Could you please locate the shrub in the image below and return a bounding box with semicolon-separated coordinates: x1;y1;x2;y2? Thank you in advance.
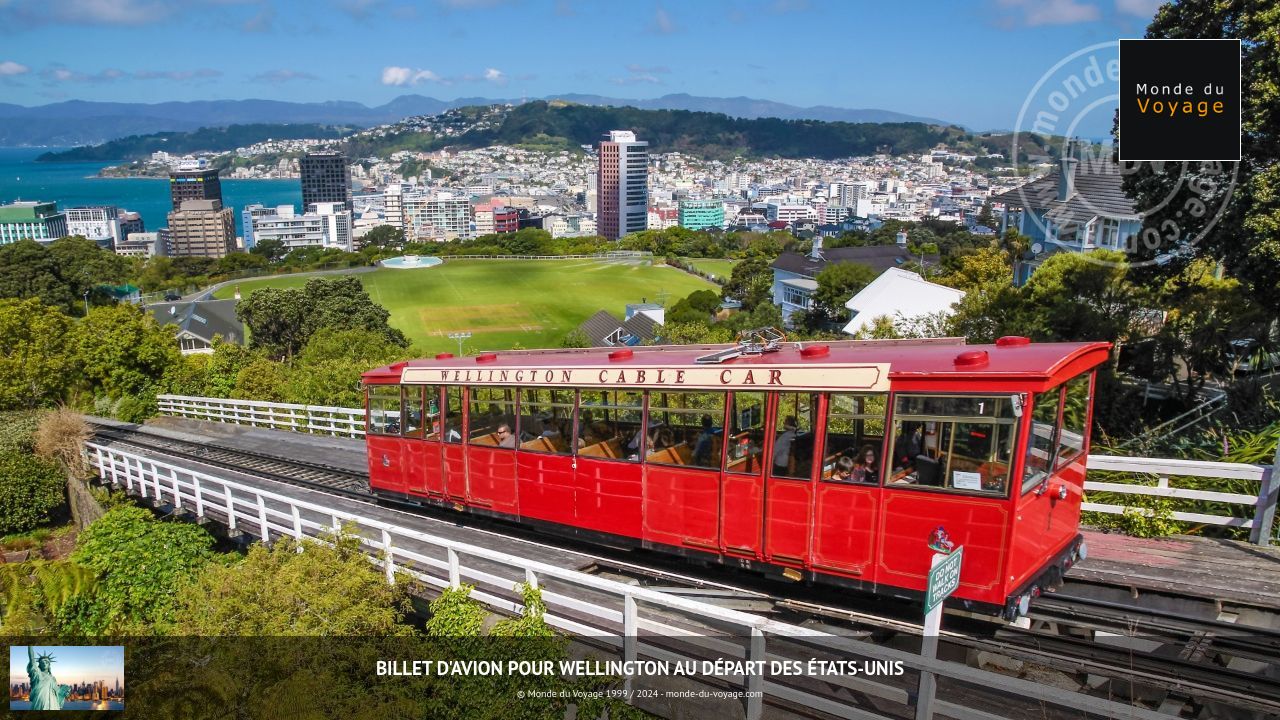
0;410;40;453
115;393;156;424
34;406;90;477
0;450;66;535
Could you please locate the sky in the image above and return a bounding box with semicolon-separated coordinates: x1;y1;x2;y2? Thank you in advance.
9;645;125;688
0;0;1163;133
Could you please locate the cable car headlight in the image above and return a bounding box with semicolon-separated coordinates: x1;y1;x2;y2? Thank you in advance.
1017;593;1031;617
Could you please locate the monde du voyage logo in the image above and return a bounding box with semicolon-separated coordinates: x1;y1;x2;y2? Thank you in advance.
1119;38;1241;162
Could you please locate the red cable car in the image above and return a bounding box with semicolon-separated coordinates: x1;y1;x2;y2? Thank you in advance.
362;336;1109;619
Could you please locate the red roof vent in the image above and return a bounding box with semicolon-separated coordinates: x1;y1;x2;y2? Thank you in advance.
608;349;634;361
996;336;1031;348
435;353;454;360
954;350;989;368
799;344;830;359
475;352;498;363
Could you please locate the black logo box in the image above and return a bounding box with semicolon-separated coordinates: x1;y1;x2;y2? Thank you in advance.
1119;38;1241;162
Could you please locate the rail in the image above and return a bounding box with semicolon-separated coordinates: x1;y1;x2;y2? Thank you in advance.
156;394;365;438
154;395;1279;545
85;441;1171;720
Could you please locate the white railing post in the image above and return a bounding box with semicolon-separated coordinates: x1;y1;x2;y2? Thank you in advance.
447;547;461;588
746;627;765;720
256;494;270;543
193;476;205;520
130;456;143;498
623;594;638;696
292;505;304;550
524;568;538;589
382;529;396;584
169;466;182;510
1251;448;1279;546
224;484;237;532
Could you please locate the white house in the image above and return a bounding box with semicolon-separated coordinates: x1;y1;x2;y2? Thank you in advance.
842;267;965;336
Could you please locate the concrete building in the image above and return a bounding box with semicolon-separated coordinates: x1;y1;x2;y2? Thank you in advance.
473;207;494;235
493;206;519;234
240;204;278;249
167;199;235;258
118;210;144;240
403;194;471;241
244;203;351;251
168;168;222;211
64;205;122;246
114;230;170;258
597;130;648;240
678;200;724;231
300;151;353;213
383;184;405;234
0;201;67;244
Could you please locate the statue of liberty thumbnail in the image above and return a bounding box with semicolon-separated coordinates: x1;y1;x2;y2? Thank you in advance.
26;646;72;710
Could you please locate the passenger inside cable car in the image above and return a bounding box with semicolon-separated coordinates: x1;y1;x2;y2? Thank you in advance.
889;395;1016;494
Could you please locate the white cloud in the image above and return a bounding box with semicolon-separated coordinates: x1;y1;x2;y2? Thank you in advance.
996;0;1099;26
381;66;445;86
483;67;506;84
0;0;181;26
612;74;661;85
0;61;30;76
650;3;676;33
252;68;317;84
1114;0;1161;17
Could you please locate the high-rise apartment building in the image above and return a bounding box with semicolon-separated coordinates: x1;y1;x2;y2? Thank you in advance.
597;130;648;240
169;168;222;211
168;199;235;258
0;201;67;244
244;203;352;251
678;200;725;231
117;210;144;240
65;205;122;246
402;194;471;241
301;151;352;213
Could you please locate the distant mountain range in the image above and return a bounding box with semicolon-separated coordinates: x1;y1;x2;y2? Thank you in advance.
0;94;954;147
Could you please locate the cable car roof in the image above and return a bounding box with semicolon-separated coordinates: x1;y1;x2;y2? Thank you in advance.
365;337;1111;391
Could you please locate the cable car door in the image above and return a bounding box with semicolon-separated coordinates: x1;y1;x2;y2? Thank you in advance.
810;393;886;582
440;386;468;502
763;392;820;568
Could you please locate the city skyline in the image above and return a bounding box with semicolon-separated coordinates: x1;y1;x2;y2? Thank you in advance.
0;0;1160;135
8;646;125;688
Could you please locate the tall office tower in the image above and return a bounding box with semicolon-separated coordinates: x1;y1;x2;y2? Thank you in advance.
301;151;353;213
168;168;222;211
597;130;648;240
167;199;236;258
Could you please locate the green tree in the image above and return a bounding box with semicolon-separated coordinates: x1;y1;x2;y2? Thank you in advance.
1122;0;1280;312
62;506;215;634
0;451;66;535
173;531;413;635
361;224;405;250
232;358;290;402
975;200;997;230
559;329;591;348
0;240;75;313
1021;250;1141;345
0;299;78;409
201;341;259;398
48;235;132;303
237;276;407;358
248;237;288;263
721;255;773;311
74;304;181;402
812;262;878;324
936;246;1014;293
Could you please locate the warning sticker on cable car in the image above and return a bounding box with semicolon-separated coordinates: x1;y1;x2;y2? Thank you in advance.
401;363;890;392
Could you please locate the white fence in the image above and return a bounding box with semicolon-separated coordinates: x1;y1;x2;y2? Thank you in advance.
154;395;1279;545
85;442;1170;720
1084;455;1277;544
157;395;365;438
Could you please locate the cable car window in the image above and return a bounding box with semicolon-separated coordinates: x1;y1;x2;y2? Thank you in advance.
647;390;726;469
469;387;518;449
422;387;441;441
1055;373;1091;470
367;385;401;436
577;389;643;462
890;394;1017;496
772;392;819;480
823;393;887;484
1022;389;1061;493
725;392;766;475
402;386;426;439
519;388;575;455
442;386;464;444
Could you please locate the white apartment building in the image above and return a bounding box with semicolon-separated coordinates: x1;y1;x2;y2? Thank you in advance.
244;204;353;251
473;207;495;235
766;202;817;224
402;194;471;242
65;206;122;245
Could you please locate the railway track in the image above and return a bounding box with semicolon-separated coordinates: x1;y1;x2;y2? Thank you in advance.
89;421;1280;717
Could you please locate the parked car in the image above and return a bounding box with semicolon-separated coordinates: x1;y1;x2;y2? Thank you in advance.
1223;339;1280;374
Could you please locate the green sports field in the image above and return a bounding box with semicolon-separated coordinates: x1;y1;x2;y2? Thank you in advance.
212;258;716;353
681;257;738;280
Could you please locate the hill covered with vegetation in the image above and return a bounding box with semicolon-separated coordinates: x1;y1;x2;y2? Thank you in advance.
36;123;356;163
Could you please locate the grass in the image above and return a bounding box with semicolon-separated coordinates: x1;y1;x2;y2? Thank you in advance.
680;257;738;280
213;258;716;353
